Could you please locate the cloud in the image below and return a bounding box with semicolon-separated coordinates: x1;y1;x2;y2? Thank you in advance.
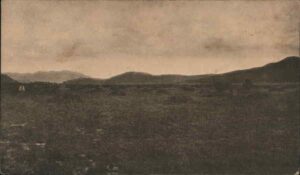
2;0;299;77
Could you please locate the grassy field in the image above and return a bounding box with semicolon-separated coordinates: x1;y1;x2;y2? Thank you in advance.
0;83;299;175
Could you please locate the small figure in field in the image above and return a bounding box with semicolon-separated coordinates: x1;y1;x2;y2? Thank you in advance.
294;168;299;175
18;85;26;92
106;164;119;175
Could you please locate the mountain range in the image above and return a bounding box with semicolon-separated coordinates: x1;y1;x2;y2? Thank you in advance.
5;70;89;83
64;56;300;85
2;56;300;85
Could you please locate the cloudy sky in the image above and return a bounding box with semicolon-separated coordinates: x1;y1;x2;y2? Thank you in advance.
2;0;300;78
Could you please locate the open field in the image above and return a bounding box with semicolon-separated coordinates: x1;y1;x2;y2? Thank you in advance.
0;83;299;175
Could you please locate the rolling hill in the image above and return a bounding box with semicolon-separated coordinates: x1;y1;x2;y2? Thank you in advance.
189;56;300;83
103;72;205;85
1;74;18;84
63;72;210;85
223;56;300;82
6;70;89;83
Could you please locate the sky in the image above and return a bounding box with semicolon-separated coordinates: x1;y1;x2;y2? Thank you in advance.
2;0;300;78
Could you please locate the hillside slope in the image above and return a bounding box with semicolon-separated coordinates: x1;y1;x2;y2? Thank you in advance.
1;74;18;84
191;56;300;83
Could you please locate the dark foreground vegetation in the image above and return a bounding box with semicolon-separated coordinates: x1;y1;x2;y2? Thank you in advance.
0;81;299;175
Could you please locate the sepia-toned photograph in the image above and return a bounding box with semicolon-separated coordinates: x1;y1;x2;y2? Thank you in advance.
1;0;299;174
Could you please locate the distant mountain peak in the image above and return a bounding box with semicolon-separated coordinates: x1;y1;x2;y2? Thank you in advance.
6;70;89;83
31;70;87;75
115;71;153;76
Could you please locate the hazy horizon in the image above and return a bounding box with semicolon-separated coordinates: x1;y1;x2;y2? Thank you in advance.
3;55;299;80
2;0;300;78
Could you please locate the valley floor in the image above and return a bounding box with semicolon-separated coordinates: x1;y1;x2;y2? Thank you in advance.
0;83;299;175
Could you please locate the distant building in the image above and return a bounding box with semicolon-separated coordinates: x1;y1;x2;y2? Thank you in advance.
18;85;26;92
